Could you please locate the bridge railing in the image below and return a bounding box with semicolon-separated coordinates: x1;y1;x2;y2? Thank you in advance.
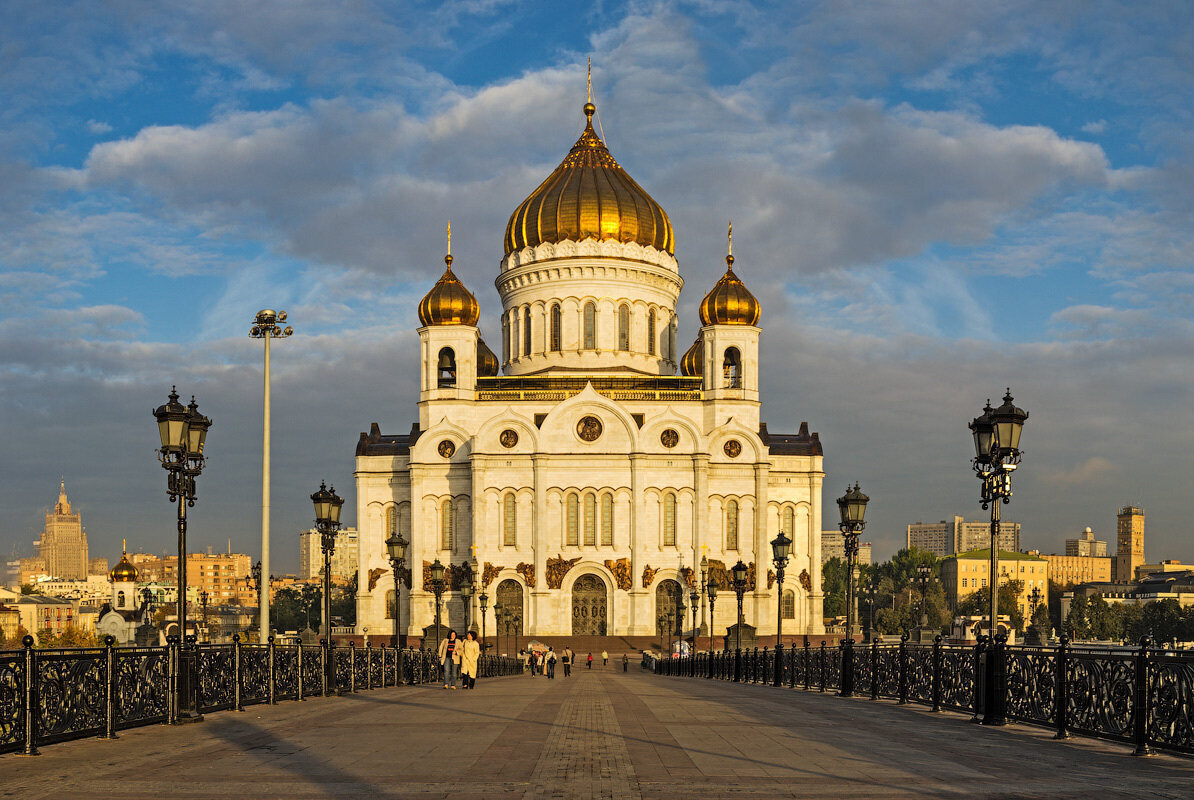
644;635;1194;758
0;634;523;756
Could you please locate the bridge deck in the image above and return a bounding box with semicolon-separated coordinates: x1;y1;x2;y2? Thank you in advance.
2;668;1191;799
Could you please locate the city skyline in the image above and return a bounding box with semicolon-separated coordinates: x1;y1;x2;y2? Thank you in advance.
3;3;1194;572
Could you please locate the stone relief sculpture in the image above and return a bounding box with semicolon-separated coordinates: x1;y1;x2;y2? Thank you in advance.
767;569;776;590
680;566;696;589
546;554;581;589
605;558;632;591
481;562;501;588
641;564;658;588
367;567;387;592
516;562;536;588
706;558;730;589
799;569;812;593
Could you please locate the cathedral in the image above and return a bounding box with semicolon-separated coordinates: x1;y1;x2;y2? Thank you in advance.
353;94;826;643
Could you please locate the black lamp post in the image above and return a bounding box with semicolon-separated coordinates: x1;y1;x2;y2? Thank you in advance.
916;564;934;627
1029;586;1043;616
861;584;876;643
731;559;748;681
689;589;699;648
199;590;210;643
311;480;343;699
771;530;792;686
706;579;718;653
494;603;504;655
459;561;475;633
836;483;868;697
153;387;211;723
430;558;446;654
385;531;407;647
479;588;489;653
699;554;709;637
970;389;1027;727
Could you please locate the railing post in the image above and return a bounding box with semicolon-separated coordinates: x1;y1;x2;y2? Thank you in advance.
970;636;986;723
734;647;742;683
365;642;372;691
870;638;879;701
297;641;305;701
22;635;39;756
982;633;1008;726
380;644;388;687
101;635;117;739
897;633;909;704
233;634;243;712
349;641;357;693
803;641;811;691
1053;634;1069;739
1132;636;1155;756
931;635;943;713
321;639;329;696
167;634;179;725
268;635;277;705
819;641;827;692
839;639;854;698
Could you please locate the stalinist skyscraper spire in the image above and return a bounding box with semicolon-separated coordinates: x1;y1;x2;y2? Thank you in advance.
40;481;89;579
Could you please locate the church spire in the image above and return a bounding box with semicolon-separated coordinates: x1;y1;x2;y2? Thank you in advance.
55;480;71;515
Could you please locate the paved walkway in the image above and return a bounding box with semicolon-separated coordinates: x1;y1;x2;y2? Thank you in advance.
2;668;1193;799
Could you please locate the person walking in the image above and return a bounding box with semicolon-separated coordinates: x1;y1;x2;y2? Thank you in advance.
622;653;629;672
546;646;557;679
438;630;461;689
586;652;593;670
602;649;609;667
460;630;481;689
527;649;536;678
562;648;572;678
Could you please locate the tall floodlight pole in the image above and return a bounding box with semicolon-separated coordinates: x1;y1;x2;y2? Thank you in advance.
249;309;293;643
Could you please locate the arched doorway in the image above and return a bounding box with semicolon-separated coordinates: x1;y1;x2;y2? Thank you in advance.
571;574;607;635
656;579;683;636
495;579;524;637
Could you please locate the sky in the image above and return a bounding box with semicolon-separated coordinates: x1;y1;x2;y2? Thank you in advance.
2;0;1193;573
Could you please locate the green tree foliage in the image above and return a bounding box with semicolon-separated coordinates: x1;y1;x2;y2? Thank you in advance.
273;584;321;632
330;575;357;627
824;547;950;635
821;557;846;616
956;579;1026;631
34;625;99;648
1029;602;1053;639
1064;594;1194;643
20;583;41;595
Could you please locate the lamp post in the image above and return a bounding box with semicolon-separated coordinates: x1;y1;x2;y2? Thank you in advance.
479;588;489;653
699;554;709;636
199;590;210;643
310;481;343;645
430;558;446;655
1029;586;1042;616
731;560;748;681
916;564;934;627
836;483;868;698
771;530;792;687
494;603;505;655
459;561;475;633
689;589;699;648
249;310;293;644
706;579;718;654
385;531;407;647
861;584;876;643
970;390;1028;727
153;387;211;722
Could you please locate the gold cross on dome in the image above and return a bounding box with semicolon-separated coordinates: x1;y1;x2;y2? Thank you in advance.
727;221;733;257
587;57;592;103
446;221;452;256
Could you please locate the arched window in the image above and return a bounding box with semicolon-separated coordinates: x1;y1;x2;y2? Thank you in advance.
566;493;579;546
503;494;517;547
782;590;795;619
511;313;519;360
437;347;456;388
782;507;795;538
523;306;532;356
663;493;677;547
723;347;741;388
385;589;396;619
647;309;657;355
726;499;739;550
617;305;630;351
583;493;596;546
117;590;126;608
601;494;614;546
386;506;397;536
441;498;454;551
550;304;562;352
583;302;596;350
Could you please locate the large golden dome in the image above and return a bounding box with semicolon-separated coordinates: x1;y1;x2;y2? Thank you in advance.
418;255;480;326
110;552;138;583
699;254;760;326
680;337;703;377
477;338;499;377
504;102;674;256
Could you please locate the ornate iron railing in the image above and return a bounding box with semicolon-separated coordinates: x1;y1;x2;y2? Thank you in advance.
644;636;1194;758
0;635;522;756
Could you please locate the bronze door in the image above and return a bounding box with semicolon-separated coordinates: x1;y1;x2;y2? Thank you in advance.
495;579;524;636
656;579;683;635
571;574;607;635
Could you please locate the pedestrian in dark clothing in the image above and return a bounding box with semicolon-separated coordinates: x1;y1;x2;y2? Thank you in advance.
587;652;593;669
622;654;629;672
562;648;573;677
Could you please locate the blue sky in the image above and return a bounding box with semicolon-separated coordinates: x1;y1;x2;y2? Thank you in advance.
2;1;1193;571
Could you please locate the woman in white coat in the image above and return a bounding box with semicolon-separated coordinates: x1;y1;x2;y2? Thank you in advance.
460;630;481;689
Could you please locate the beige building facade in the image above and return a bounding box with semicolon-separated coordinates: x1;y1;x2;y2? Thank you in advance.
299;527;359;582
1065;526;1107;557
821;531;871;565
1114;505;1145;583
38;482;89;580
1044;553;1111;586
941;549;1049;621
354;97;826;641
907;515;1020;558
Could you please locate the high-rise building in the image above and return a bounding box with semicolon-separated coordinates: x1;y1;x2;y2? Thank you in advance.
1065;527;1107;557
906;516;1020;558
300;527;359;582
1043;553;1111;586
160;552;252;605
1114;505;1145;583
820;531;871;565
39;482;89;580
88;557;110;575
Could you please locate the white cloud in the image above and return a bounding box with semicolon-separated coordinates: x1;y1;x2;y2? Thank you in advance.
86;119;113;135
1082;119;1107;135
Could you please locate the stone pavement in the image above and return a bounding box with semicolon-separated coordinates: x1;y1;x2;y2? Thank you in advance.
2;667;1193;799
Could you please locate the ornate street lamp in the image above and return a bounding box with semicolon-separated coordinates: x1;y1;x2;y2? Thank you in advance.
459;561;475;633
249;310;293;644
771;530;792;686
731;559;749;681
689;589;699;647
479;587;490;654
1029;586;1043;616
836;482;868;698
199;590;210;643
699;554;709;637
706;579;718;655
494;602;505;655
430;558;446;655
970;389;1027;726
916;564;935;628
310;480;343;693
153;387;211;722
385;531;407;647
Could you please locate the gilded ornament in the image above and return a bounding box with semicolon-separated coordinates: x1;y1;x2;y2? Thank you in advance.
660;429;679;448
418;253;480;327
438;440;456;458
641;564;658;588
577;415;603;442
680;338;703;377
698;225;760;326
724;439;742;458
799;569;812;593
680;566;696;589
516;562;536;588
500;429;519;448
767;569;776;590
481;562;501;588
706;559;730;589
605;558;632;591
367;567;387;592
546;554;582;589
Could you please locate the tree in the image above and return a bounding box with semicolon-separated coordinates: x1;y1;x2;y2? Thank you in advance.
956;579;1025;631
1066;594;1091;640
1029;602;1052;639
20;583;41;595
821;557;847;617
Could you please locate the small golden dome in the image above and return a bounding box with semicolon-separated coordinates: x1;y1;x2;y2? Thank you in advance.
680;337;704;377
477;338;499;377
418;255;480;326
699;255;760;326
110;552;138;583
504;102;674;256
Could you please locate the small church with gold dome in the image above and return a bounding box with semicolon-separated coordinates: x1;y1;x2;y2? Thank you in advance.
353;90;826;644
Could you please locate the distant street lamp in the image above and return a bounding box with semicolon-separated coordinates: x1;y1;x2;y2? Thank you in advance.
706;579;718;655
430;558;446;655
249;310;293;644
494;603;505;655
479;587;490;653
836;483;869;698
771;530;792;687
731;560;749;681
385;532;407;647
459;561;475;633
689;589;699;647
199;590;210;643
153;387;211;722
310;481;343;647
699;554;709;637
916;564;934;627
861;584;877;643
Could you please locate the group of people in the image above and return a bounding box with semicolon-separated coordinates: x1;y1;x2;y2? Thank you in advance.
522;648;614;677
436;630;482;689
